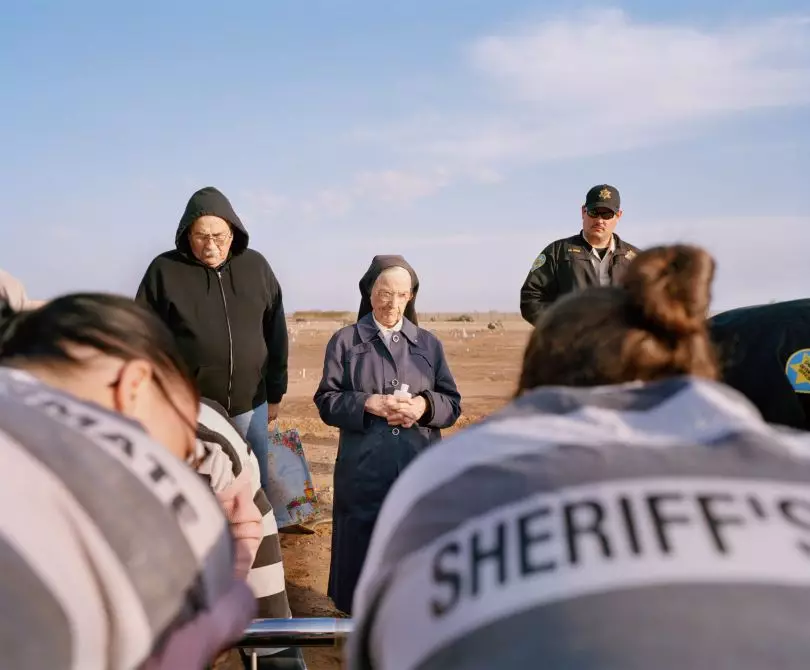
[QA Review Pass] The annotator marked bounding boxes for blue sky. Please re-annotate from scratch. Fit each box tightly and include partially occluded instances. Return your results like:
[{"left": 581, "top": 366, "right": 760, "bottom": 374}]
[{"left": 2, "top": 0, "right": 809, "bottom": 312}]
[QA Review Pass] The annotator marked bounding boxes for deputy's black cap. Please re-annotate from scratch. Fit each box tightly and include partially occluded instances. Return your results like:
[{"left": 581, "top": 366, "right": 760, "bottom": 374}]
[{"left": 585, "top": 184, "right": 621, "bottom": 213}]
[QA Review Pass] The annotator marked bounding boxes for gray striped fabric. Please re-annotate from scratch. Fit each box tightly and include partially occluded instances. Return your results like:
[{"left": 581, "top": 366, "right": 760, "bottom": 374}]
[
  {"left": 348, "top": 376, "right": 810, "bottom": 670},
  {"left": 195, "top": 399, "right": 296, "bottom": 663},
  {"left": 0, "top": 366, "right": 236, "bottom": 669}
]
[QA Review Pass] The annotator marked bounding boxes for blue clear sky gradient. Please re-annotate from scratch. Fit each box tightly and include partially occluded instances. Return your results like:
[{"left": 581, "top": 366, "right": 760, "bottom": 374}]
[{"left": 2, "top": 0, "right": 809, "bottom": 312}]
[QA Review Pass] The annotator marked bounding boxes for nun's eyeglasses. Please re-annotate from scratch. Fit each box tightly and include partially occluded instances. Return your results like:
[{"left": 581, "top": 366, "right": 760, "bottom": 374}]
[{"left": 376, "top": 290, "right": 411, "bottom": 302}]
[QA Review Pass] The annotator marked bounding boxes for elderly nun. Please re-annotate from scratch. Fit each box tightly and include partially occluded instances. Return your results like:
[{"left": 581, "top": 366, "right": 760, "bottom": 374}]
[{"left": 313, "top": 254, "right": 462, "bottom": 614}]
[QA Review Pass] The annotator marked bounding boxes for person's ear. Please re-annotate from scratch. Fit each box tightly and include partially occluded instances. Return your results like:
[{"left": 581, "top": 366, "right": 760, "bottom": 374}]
[
  {"left": 111, "top": 359, "right": 153, "bottom": 415},
  {"left": 615, "top": 210, "right": 623, "bottom": 221}
]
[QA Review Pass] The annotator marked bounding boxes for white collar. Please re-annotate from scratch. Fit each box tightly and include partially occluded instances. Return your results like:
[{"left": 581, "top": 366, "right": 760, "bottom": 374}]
[{"left": 373, "top": 315, "right": 403, "bottom": 333}]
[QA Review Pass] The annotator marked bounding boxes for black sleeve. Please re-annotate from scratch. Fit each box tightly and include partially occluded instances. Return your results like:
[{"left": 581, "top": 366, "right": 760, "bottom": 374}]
[
  {"left": 519, "top": 244, "right": 559, "bottom": 326},
  {"left": 263, "top": 269, "right": 289, "bottom": 404},
  {"left": 135, "top": 260, "right": 166, "bottom": 319}
]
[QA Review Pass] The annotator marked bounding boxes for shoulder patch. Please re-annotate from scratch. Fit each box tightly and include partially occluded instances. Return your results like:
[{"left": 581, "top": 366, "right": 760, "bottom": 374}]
[
  {"left": 531, "top": 253, "right": 547, "bottom": 271},
  {"left": 626, "top": 249, "right": 637, "bottom": 260},
  {"left": 786, "top": 349, "right": 810, "bottom": 394}
]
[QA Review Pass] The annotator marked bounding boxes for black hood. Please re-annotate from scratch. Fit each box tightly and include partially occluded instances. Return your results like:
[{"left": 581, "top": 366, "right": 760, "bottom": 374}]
[
  {"left": 358, "top": 254, "right": 420, "bottom": 325},
  {"left": 175, "top": 187, "right": 249, "bottom": 256}
]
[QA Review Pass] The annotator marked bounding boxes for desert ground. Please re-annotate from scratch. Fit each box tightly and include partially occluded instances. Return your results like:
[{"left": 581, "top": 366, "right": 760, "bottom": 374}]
[{"left": 274, "top": 311, "right": 532, "bottom": 669}]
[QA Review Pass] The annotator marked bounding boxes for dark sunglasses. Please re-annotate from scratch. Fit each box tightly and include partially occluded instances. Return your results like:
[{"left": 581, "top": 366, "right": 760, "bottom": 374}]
[{"left": 586, "top": 209, "right": 616, "bottom": 220}]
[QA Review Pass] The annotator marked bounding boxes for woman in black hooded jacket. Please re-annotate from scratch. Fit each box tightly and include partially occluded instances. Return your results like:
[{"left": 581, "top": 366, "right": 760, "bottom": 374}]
[{"left": 136, "top": 186, "right": 288, "bottom": 492}]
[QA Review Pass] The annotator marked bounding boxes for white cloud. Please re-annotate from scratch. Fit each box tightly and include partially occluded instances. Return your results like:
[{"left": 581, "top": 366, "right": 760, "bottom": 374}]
[
  {"left": 471, "top": 11, "right": 810, "bottom": 118},
  {"left": 291, "top": 167, "right": 454, "bottom": 220},
  {"left": 247, "top": 10, "right": 810, "bottom": 222},
  {"left": 352, "top": 10, "right": 810, "bottom": 175},
  {"left": 352, "top": 168, "right": 452, "bottom": 203}
]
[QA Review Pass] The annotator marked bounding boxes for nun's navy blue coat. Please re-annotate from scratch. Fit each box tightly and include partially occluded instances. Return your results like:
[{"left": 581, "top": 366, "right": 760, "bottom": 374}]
[{"left": 313, "top": 313, "right": 461, "bottom": 614}]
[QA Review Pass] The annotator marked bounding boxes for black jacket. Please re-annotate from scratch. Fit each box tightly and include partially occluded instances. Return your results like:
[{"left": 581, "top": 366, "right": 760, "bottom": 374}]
[
  {"left": 519, "top": 232, "right": 640, "bottom": 325},
  {"left": 709, "top": 299, "right": 810, "bottom": 431},
  {"left": 136, "top": 187, "right": 288, "bottom": 416}
]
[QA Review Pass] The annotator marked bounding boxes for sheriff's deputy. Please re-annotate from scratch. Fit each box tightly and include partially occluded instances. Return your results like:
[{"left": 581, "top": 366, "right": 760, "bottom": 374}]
[{"left": 520, "top": 184, "right": 641, "bottom": 326}]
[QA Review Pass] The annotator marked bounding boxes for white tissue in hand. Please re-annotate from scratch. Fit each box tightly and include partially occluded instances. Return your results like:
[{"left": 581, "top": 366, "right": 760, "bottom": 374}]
[{"left": 393, "top": 383, "right": 412, "bottom": 399}]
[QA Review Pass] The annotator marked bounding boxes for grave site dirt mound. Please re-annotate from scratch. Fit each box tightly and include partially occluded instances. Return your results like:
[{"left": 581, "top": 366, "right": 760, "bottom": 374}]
[{"left": 276, "top": 318, "right": 531, "bottom": 668}]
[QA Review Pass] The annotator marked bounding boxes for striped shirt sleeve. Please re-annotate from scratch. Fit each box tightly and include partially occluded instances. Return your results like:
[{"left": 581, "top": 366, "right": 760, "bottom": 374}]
[
  {"left": 196, "top": 401, "right": 292, "bottom": 619},
  {"left": 0, "top": 480, "right": 104, "bottom": 670}
]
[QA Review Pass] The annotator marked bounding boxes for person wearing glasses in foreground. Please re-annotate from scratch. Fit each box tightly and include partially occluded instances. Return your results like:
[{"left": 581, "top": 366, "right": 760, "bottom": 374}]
[
  {"left": 0, "top": 294, "right": 257, "bottom": 669},
  {"left": 349, "top": 245, "right": 810, "bottom": 670},
  {"left": 519, "top": 183, "right": 641, "bottom": 325}
]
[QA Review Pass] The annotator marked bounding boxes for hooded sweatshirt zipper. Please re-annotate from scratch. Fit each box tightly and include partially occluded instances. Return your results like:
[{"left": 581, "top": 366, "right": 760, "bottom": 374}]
[{"left": 215, "top": 269, "right": 234, "bottom": 412}]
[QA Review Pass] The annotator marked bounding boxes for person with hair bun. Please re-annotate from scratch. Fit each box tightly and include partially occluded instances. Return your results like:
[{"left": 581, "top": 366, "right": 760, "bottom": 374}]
[
  {"left": 347, "top": 245, "right": 810, "bottom": 670},
  {"left": 0, "top": 293, "right": 256, "bottom": 669},
  {"left": 516, "top": 243, "right": 718, "bottom": 391}
]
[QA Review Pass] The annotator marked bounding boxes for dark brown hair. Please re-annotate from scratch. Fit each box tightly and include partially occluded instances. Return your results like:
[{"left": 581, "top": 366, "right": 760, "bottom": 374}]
[
  {"left": 0, "top": 293, "right": 198, "bottom": 403},
  {"left": 516, "top": 244, "right": 719, "bottom": 395}
]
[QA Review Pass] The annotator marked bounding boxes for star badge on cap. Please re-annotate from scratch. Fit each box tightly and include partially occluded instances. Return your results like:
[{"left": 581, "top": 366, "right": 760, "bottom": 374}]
[{"left": 599, "top": 188, "right": 612, "bottom": 200}]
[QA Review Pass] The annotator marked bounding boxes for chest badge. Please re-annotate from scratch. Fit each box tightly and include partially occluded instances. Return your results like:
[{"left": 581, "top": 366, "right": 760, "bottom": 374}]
[{"left": 786, "top": 349, "right": 810, "bottom": 394}]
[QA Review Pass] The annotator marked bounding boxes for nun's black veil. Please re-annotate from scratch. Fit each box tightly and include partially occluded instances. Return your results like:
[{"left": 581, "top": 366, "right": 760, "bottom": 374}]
[{"left": 357, "top": 255, "right": 420, "bottom": 325}]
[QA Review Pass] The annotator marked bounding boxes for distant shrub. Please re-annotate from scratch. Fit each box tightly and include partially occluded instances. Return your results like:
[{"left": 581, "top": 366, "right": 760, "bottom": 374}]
[
  {"left": 449, "top": 313, "right": 474, "bottom": 323},
  {"left": 292, "top": 310, "right": 355, "bottom": 322}
]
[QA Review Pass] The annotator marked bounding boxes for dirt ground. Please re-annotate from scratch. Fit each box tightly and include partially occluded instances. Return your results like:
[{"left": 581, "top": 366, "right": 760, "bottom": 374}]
[{"left": 275, "top": 316, "right": 532, "bottom": 669}]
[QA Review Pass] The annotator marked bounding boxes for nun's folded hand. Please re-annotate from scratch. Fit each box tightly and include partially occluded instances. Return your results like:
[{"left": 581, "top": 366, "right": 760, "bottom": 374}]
[
  {"left": 365, "top": 394, "right": 397, "bottom": 418},
  {"left": 387, "top": 396, "right": 427, "bottom": 428}
]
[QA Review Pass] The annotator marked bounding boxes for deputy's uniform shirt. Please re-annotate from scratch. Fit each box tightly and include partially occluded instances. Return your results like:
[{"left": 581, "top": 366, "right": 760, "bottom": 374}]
[
  {"left": 519, "top": 232, "right": 640, "bottom": 326},
  {"left": 348, "top": 376, "right": 810, "bottom": 670},
  {"left": 710, "top": 298, "right": 810, "bottom": 431},
  {"left": 0, "top": 366, "right": 237, "bottom": 669}
]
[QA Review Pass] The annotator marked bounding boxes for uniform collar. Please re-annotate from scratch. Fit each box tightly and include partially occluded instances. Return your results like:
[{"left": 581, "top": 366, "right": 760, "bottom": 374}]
[{"left": 579, "top": 231, "right": 616, "bottom": 253}]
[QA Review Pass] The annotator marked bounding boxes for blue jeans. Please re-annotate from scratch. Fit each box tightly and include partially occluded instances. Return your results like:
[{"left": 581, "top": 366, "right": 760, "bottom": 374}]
[{"left": 232, "top": 402, "right": 270, "bottom": 491}]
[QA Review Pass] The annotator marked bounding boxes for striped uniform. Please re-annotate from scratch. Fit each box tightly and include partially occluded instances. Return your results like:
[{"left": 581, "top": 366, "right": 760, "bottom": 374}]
[
  {"left": 196, "top": 399, "right": 307, "bottom": 669},
  {"left": 348, "top": 376, "right": 810, "bottom": 670},
  {"left": 0, "top": 366, "right": 238, "bottom": 669}
]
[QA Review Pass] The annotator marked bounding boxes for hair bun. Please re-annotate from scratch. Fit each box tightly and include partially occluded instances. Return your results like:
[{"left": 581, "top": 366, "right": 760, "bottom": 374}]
[{"left": 621, "top": 244, "right": 714, "bottom": 337}]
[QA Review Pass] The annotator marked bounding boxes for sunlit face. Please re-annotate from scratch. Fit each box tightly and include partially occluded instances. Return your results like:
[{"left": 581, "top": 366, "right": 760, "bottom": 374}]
[
  {"left": 20, "top": 349, "right": 200, "bottom": 463},
  {"left": 189, "top": 216, "right": 233, "bottom": 267},
  {"left": 131, "top": 370, "right": 200, "bottom": 463},
  {"left": 581, "top": 206, "right": 622, "bottom": 247},
  {"left": 103, "top": 356, "right": 200, "bottom": 462},
  {"left": 370, "top": 267, "right": 413, "bottom": 328}
]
